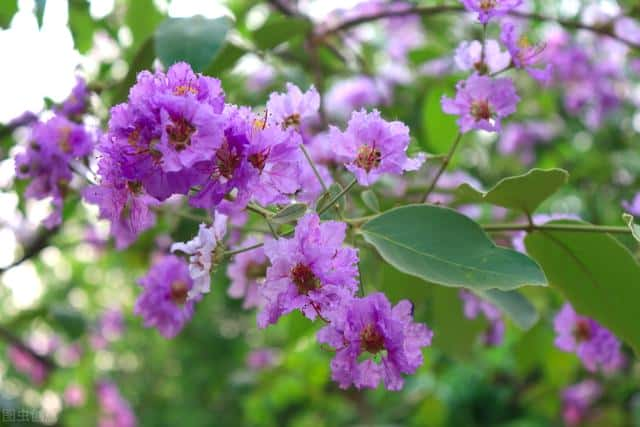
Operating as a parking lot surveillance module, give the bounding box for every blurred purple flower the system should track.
[459,290,505,346]
[97,381,136,427]
[227,237,268,310]
[461,0,523,24]
[562,379,601,426]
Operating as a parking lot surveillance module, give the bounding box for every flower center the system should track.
[471,100,493,121]
[128,128,141,146]
[246,262,267,280]
[479,0,496,11]
[166,117,195,151]
[290,263,321,294]
[126,180,143,195]
[360,323,385,354]
[355,145,382,173]
[170,280,189,305]
[283,113,301,128]
[248,148,271,172]
[173,84,198,96]
[215,140,242,179]
[573,318,592,342]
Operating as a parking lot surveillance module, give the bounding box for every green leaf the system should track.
[421,86,457,153]
[125,0,163,51]
[316,183,342,220]
[68,1,94,53]
[361,190,380,213]
[360,205,547,290]
[112,38,155,104]
[0,0,18,29]
[455,168,569,214]
[271,203,307,224]
[48,305,86,339]
[622,213,640,242]
[478,289,539,330]
[155,16,231,72]
[253,17,310,50]
[204,42,247,76]
[34,0,46,28]
[525,220,640,353]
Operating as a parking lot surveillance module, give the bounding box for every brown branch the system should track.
[0,326,57,370]
[0,227,58,275]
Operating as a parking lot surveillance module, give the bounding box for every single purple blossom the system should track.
[171,214,228,301]
[459,290,504,345]
[501,22,553,84]
[227,236,268,309]
[623,193,640,216]
[317,293,433,391]
[134,255,199,338]
[562,380,602,427]
[246,348,279,371]
[461,0,523,24]
[266,83,320,130]
[330,110,425,186]
[325,76,390,119]
[258,213,359,327]
[442,74,520,133]
[57,76,90,117]
[554,303,622,373]
[454,39,511,74]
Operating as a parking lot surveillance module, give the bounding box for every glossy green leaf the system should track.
[68,1,94,53]
[623,213,640,242]
[421,86,457,153]
[455,168,569,214]
[155,16,231,72]
[204,42,247,76]
[361,190,380,213]
[0,0,18,29]
[125,0,163,51]
[525,220,640,353]
[253,17,310,50]
[360,205,547,290]
[478,289,539,330]
[271,203,307,224]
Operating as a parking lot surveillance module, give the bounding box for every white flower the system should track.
[171,214,228,301]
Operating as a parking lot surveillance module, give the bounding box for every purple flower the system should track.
[459,290,504,346]
[623,193,640,216]
[171,215,228,301]
[442,74,520,133]
[227,236,268,309]
[90,308,125,349]
[498,121,557,164]
[134,255,199,338]
[97,381,137,427]
[554,303,622,373]
[57,76,90,117]
[266,83,320,130]
[258,213,359,328]
[501,22,552,84]
[7,345,49,385]
[14,115,94,228]
[246,348,279,371]
[461,0,523,24]
[614,17,640,45]
[317,293,433,391]
[64,384,86,407]
[325,76,390,119]
[454,40,511,74]
[330,110,425,186]
[562,380,601,427]
[511,213,580,253]
[296,161,334,204]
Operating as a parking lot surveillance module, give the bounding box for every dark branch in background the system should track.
[0,326,57,370]
[314,4,639,50]
[0,227,58,275]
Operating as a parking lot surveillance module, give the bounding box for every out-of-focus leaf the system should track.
[271,203,307,224]
[112,38,155,104]
[0,0,18,29]
[455,169,569,214]
[361,205,547,290]
[316,183,342,220]
[361,190,380,213]
[68,1,94,53]
[48,305,86,339]
[478,289,539,330]
[155,16,231,72]
[34,0,46,28]
[421,86,457,153]
[125,0,163,51]
[204,42,247,76]
[253,17,310,50]
[525,220,640,353]
[622,213,640,242]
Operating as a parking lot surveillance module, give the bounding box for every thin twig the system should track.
[423,132,463,200]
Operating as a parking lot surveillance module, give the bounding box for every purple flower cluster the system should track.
[15,114,94,228]
[554,304,623,373]
[562,380,602,426]
[134,255,199,338]
[501,22,553,84]
[459,290,504,346]
[97,381,137,427]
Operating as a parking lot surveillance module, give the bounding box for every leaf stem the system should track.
[483,223,631,234]
[299,144,328,192]
[317,178,358,216]
[423,132,463,200]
